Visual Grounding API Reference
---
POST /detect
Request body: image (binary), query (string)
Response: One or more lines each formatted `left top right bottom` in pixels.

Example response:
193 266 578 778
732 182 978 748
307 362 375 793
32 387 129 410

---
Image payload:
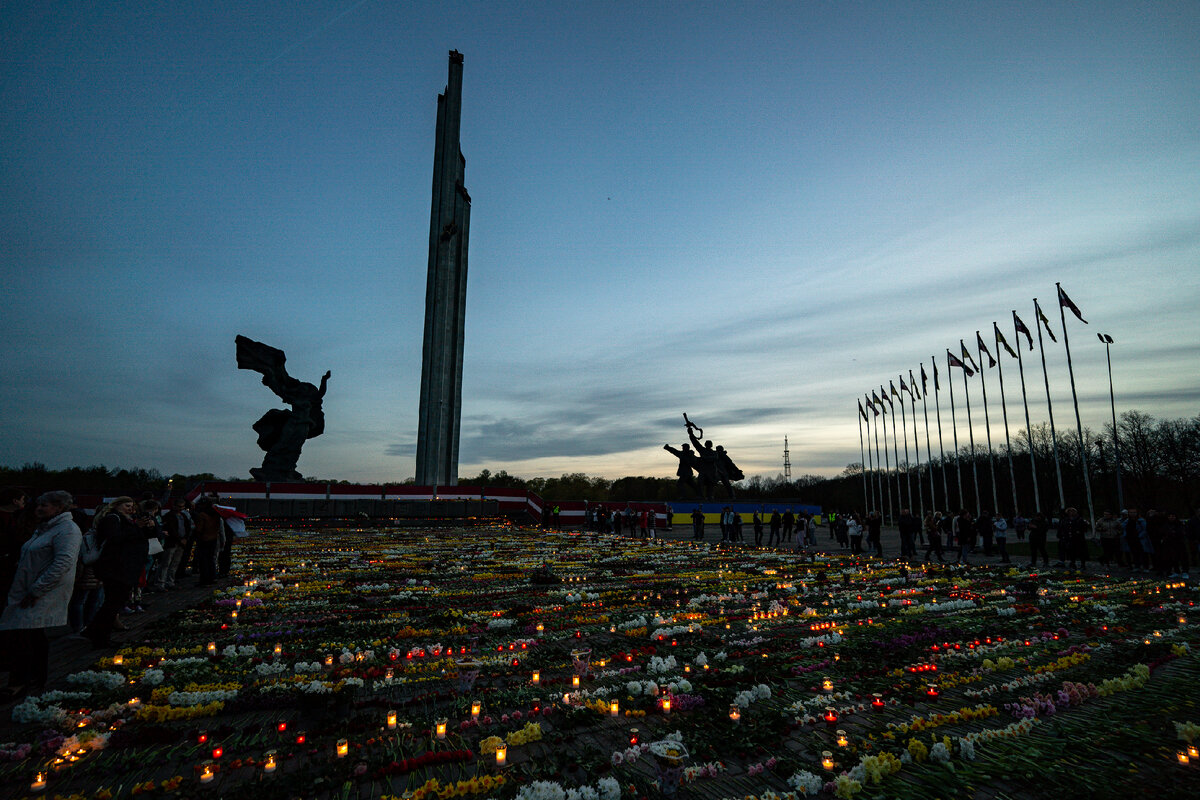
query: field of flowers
3 524 1198 800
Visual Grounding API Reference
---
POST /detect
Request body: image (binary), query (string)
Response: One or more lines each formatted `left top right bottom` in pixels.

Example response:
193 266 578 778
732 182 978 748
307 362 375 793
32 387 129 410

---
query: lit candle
295 732 306 745
336 739 348 758
1189 745 1200 759
572 675 580 688
729 704 741 723
661 696 671 714
231 610 238 622
197 730 209 745
207 642 217 656
821 751 835 771
471 701 481 718
872 693 885 709
386 710 397 730
836 730 849 747
112 654 124 666
1179 750 1191 765
495 744 507 767
199 762 216 784
276 721 287 733
435 719 447 739
262 750 277 774
324 654 334 669
273 643 282 657
536 622 544 633
610 699 619 716
211 746 223 760
821 677 834 692
31 771 47 793
927 683 939 698
823 707 838 725
531 671 540 685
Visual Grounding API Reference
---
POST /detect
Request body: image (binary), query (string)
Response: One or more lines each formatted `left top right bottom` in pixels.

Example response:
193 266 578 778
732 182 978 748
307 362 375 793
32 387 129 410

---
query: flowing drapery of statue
664 413 744 499
235 335 331 482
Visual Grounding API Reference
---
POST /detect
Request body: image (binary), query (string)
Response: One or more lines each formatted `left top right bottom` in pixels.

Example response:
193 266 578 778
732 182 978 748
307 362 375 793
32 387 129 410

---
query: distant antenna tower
783 436 792 482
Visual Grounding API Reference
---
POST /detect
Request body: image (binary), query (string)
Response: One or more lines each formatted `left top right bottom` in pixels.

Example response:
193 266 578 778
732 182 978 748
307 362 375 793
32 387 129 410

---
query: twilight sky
3 1 1198 484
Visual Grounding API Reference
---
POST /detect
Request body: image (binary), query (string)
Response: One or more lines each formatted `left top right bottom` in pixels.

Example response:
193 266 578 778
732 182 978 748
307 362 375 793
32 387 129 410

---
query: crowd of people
0 486 240 701
582 505 667 538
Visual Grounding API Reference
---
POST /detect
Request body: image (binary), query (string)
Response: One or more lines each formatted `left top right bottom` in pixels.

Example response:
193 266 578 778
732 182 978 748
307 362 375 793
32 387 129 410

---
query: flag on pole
866 394 880 416
1035 299 1058 343
933 360 940 390
1013 311 1034 350
976 332 996 368
899 376 911 396
890 380 901 399
859 400 869 421
872 389 883 407
882 387 895 410
909 369 922 400
947 350 975 377
1058 285 1087 323
994 322 1017 358
960 343 980 372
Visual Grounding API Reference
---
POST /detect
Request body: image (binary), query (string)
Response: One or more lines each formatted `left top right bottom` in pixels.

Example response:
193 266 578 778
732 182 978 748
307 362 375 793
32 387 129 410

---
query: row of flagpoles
855 282 1105 532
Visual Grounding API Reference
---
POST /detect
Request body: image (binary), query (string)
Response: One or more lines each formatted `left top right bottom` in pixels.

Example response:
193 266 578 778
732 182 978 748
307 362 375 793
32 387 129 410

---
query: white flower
626 681 642 696
141 669 165 686
787 771 823 793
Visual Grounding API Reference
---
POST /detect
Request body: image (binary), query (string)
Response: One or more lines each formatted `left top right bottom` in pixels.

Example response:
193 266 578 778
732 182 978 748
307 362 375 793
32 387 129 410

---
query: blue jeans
69 585 104 633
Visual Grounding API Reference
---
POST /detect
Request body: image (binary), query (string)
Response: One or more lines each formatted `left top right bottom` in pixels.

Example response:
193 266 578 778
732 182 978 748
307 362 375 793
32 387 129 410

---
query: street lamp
1097 333 1123 509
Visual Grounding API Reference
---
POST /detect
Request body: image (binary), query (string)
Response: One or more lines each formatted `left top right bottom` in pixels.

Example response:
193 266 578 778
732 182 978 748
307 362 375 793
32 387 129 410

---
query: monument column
416 51 470 486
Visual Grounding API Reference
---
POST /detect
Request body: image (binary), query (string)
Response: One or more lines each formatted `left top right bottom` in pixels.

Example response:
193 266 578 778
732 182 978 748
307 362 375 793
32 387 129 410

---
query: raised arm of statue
318 370 331 398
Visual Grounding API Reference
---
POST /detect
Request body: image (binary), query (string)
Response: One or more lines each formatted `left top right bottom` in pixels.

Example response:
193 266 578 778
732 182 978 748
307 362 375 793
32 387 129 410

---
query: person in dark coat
85 497 152 648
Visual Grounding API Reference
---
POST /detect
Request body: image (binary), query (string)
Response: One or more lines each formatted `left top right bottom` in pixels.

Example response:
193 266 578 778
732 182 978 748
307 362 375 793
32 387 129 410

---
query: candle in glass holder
661 696 671 714
823 707 838 725
536 622 544 633
821 751 835 771
112 654 124 666
295 732 306 745
872 693 885 709
386 710 397 730
199 761 216 784
207 642 217 656
336 739 348 758
1189 745 1200 759
629 728 639 745
572 675 580 688
836 730 849 747
495 744 507 767
211 746 223 760
531 670 540 685
1178 750 1191 765
821 677 834 692
273 643 282 657
31 772 47 793
197 730 209 745
262 751 277 774
729 704 741 723
324 654 334 669
230 610 238 622
276 721 287 733
471 701 481 718
609 699 619 716
435 719 448 739
926 683 939 698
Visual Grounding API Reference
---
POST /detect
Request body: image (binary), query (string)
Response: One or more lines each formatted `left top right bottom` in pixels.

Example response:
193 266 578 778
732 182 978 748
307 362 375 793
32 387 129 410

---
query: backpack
80 529 104 565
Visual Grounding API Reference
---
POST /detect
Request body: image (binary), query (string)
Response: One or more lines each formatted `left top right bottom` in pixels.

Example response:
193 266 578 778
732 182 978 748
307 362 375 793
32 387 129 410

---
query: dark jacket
94 513 150 585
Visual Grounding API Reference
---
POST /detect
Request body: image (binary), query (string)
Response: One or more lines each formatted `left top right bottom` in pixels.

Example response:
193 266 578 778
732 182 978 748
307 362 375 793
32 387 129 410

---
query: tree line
4 409 1194 514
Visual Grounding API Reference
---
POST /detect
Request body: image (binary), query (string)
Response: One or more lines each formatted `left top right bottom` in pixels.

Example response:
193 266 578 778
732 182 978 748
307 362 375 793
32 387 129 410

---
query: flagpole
1057 283 1096 535
909 371 926 520
1034 298 1066 510
945 351 965 511
1014 311 1042 514
898 383 914 513
920 364 938 512
887 386 903 521
878 398 888 522
863 398 877 515
1100 335 1124 510
877 397 893 524
976 333 1001 513
932 356 950 509
858 406 870 516
960 340 982 515
995 324 1020 517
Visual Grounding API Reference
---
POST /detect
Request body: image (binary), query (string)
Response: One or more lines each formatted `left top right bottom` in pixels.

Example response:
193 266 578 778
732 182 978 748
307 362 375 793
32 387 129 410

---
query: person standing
954 510 975 565
993 513 1010 564
752 508 764 546
192 500 222 587
691 506 705 541
86 498 152 648
768 510 782 547
1061 507 1089 572
1027 511 1050 568
924 512 945 563
1012 511 1028 541
0 487 31 610
1124 508 1148 572
847 513 864 554
157 498 192 590
867 512 884 557
0 491 80 697
782 509 795 544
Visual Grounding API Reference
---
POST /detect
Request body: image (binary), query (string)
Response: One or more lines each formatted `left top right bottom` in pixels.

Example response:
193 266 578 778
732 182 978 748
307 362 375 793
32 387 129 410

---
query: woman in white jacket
0 491 80 698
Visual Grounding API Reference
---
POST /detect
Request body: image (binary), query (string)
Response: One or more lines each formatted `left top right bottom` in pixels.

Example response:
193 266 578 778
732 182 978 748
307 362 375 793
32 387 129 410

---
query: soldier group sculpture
664 413 743 499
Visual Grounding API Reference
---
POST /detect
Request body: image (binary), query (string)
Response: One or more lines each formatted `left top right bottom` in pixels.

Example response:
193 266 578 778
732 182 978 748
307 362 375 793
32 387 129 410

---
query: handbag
80 530 104 565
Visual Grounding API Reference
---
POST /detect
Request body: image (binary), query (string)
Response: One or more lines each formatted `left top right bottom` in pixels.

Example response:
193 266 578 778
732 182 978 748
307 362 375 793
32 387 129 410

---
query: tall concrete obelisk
416 51 470 487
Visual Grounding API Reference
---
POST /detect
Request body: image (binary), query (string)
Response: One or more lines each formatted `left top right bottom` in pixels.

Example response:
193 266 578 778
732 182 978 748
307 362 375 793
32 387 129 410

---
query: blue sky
3 1 1198 483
